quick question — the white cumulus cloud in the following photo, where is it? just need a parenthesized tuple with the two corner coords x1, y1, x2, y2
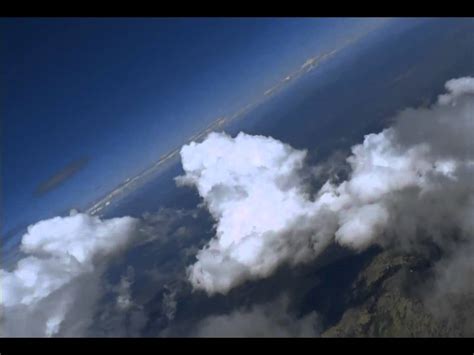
(0, 211, 139, 337)
(177, 132, 335, 294)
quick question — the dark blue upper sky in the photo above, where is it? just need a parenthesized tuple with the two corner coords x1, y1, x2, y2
(1, 18, 387, 236)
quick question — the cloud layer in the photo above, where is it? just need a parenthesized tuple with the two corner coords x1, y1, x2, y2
(193, 296, 320, 337)
(0, 211, 139, 336)
(178, 76, 474, 295)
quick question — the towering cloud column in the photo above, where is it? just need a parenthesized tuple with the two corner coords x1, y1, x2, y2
(176, 132, 333, 294)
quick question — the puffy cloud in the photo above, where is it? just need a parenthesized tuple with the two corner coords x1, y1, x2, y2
(178, 76, 474, 296)
(437, 77, 474, 105)
(334, 203, 389, 250)
(0, 211, 139, 337)
(177, 132, 333, 294)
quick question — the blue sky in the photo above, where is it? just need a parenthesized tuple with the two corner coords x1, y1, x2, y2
(1, 17, 388, 237)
